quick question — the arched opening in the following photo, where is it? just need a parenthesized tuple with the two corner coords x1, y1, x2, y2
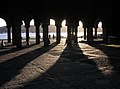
(93, 21, 103, 41)
(0, 18, 7, 27)
(29, 19, 36, 42)
(21, 20, 26, 42)
(39, 23, 43, 41)
(0, 18, 8, 42)
(77, 21, 84, 42)
(97, 21, 103, 37)
(48, 19, 56, 43)
(61, 20, 67, 38)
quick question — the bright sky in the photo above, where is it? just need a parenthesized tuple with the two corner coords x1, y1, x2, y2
(61, 20, 66, 26)
(22, 19, 34, 25)
(0, 18, 7, 27)
(30, 19, 34, 25)
(0, 18, 102, 28)
(98, 21, 102, 28)
(22, 19, 67, 27)
(22, 20, 25, 25)
(79, 21, 83, 27)
(50, 19, 66, 26)
(50, 19, 55, 25)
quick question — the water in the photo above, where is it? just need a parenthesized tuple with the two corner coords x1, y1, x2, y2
(0, 32, 102, 40)
(0, 33, 68, 40)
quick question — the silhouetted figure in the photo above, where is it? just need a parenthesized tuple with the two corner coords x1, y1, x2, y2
(53, 34, 55, 39)
(1, 40, 5, 46)
(48, 38, 50, 45)
(49, 34, 51, 39)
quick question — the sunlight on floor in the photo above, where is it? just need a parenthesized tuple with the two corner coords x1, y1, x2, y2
(78, 43, 114, 76)
(0, 43, 65, 89)
(0, 44, 43, 63)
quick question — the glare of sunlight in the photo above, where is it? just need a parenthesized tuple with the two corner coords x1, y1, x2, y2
(50, 19, 55, 25)
(78, 43, 113, 76)
(79, 21, 83, 28)
(22, 20, 25, 25)
(98, 21, 102, 28)
(61, 20, 66, 26)
(30, 19, 34, 25)
(0, 18, 7, 27)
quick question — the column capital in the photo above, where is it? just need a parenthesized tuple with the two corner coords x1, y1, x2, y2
(25, 23, 30, 28)
(13, 17, 23, 25)
(41, 19, 50, 27)
(34, 19, 41, 28)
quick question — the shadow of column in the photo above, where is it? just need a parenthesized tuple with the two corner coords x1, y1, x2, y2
(18, 43, 107, 89)
(0, 42, 58, 86)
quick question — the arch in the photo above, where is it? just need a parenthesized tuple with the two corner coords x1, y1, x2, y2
(22, 20, 25, 25)
(0, 18, 7, 27)
(77, 20, 84, 41)
(30, 19, 35, 25)
(61, 20, 66, 26)
(93, 18, 105, 41)
(49, 19, 56, 39)
(50, 19, 55, 25)
(29, 19, 36, 39)
(79, 21, 83, 28)
(94, 18, 104, 28)
(61, 19, 67, 38)
(98, 21, 102, 28)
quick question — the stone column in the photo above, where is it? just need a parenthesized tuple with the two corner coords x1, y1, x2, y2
(7, 25, 11, 43)
(35, 25, 40, 44)
(103, 27, 108, 43)
(25, 24, 30, 45)
(94, 27, 97, 39)
(87, 26, 93, 43)
(12, 25, 16, 45)
(15, 21, 22, 48)
(74, 26, 78, 43)
(67, 25, 72, 46)
(56, 25, 61, 44)
(42, 19, 49, 46)
(35, 20, 41, 44)
(84, 28, 87, 40)
(56, 19, 62, 44)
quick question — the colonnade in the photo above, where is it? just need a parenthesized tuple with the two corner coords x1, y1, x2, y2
(4, 17, 108, 48)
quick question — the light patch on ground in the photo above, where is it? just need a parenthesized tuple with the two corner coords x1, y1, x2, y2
(78, 43, 113, 75)
(0, 45, 65, 89)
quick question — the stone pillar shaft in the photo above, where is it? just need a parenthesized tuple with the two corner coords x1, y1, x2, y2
(7, 26, 11, 43)
(26, 26, 30, 45)
(36, 26, 40, 44)
(15, 25, 22, 48)
(56, 26, 61, 44)
(74, 26, 78, 43)
(94, 27, 97, 39)
(67, 26, 72, 45)
(12, 26, 16, 45)
(87, 27, 93, 42)
(43, 25, 49, 46)
(84, 28, 87, 40)
(103, 27, 108, 43)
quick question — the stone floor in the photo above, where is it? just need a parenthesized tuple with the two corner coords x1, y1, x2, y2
(0, 38, 120, 89)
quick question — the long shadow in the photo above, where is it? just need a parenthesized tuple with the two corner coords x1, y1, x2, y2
(0, 43, 37, 56)
(0, 41, 43, 56)
(20, 43, 106, 89)
(0, 42, 58, 86)
(88, 42, 120, 72)
(86, 42, 120, 88)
